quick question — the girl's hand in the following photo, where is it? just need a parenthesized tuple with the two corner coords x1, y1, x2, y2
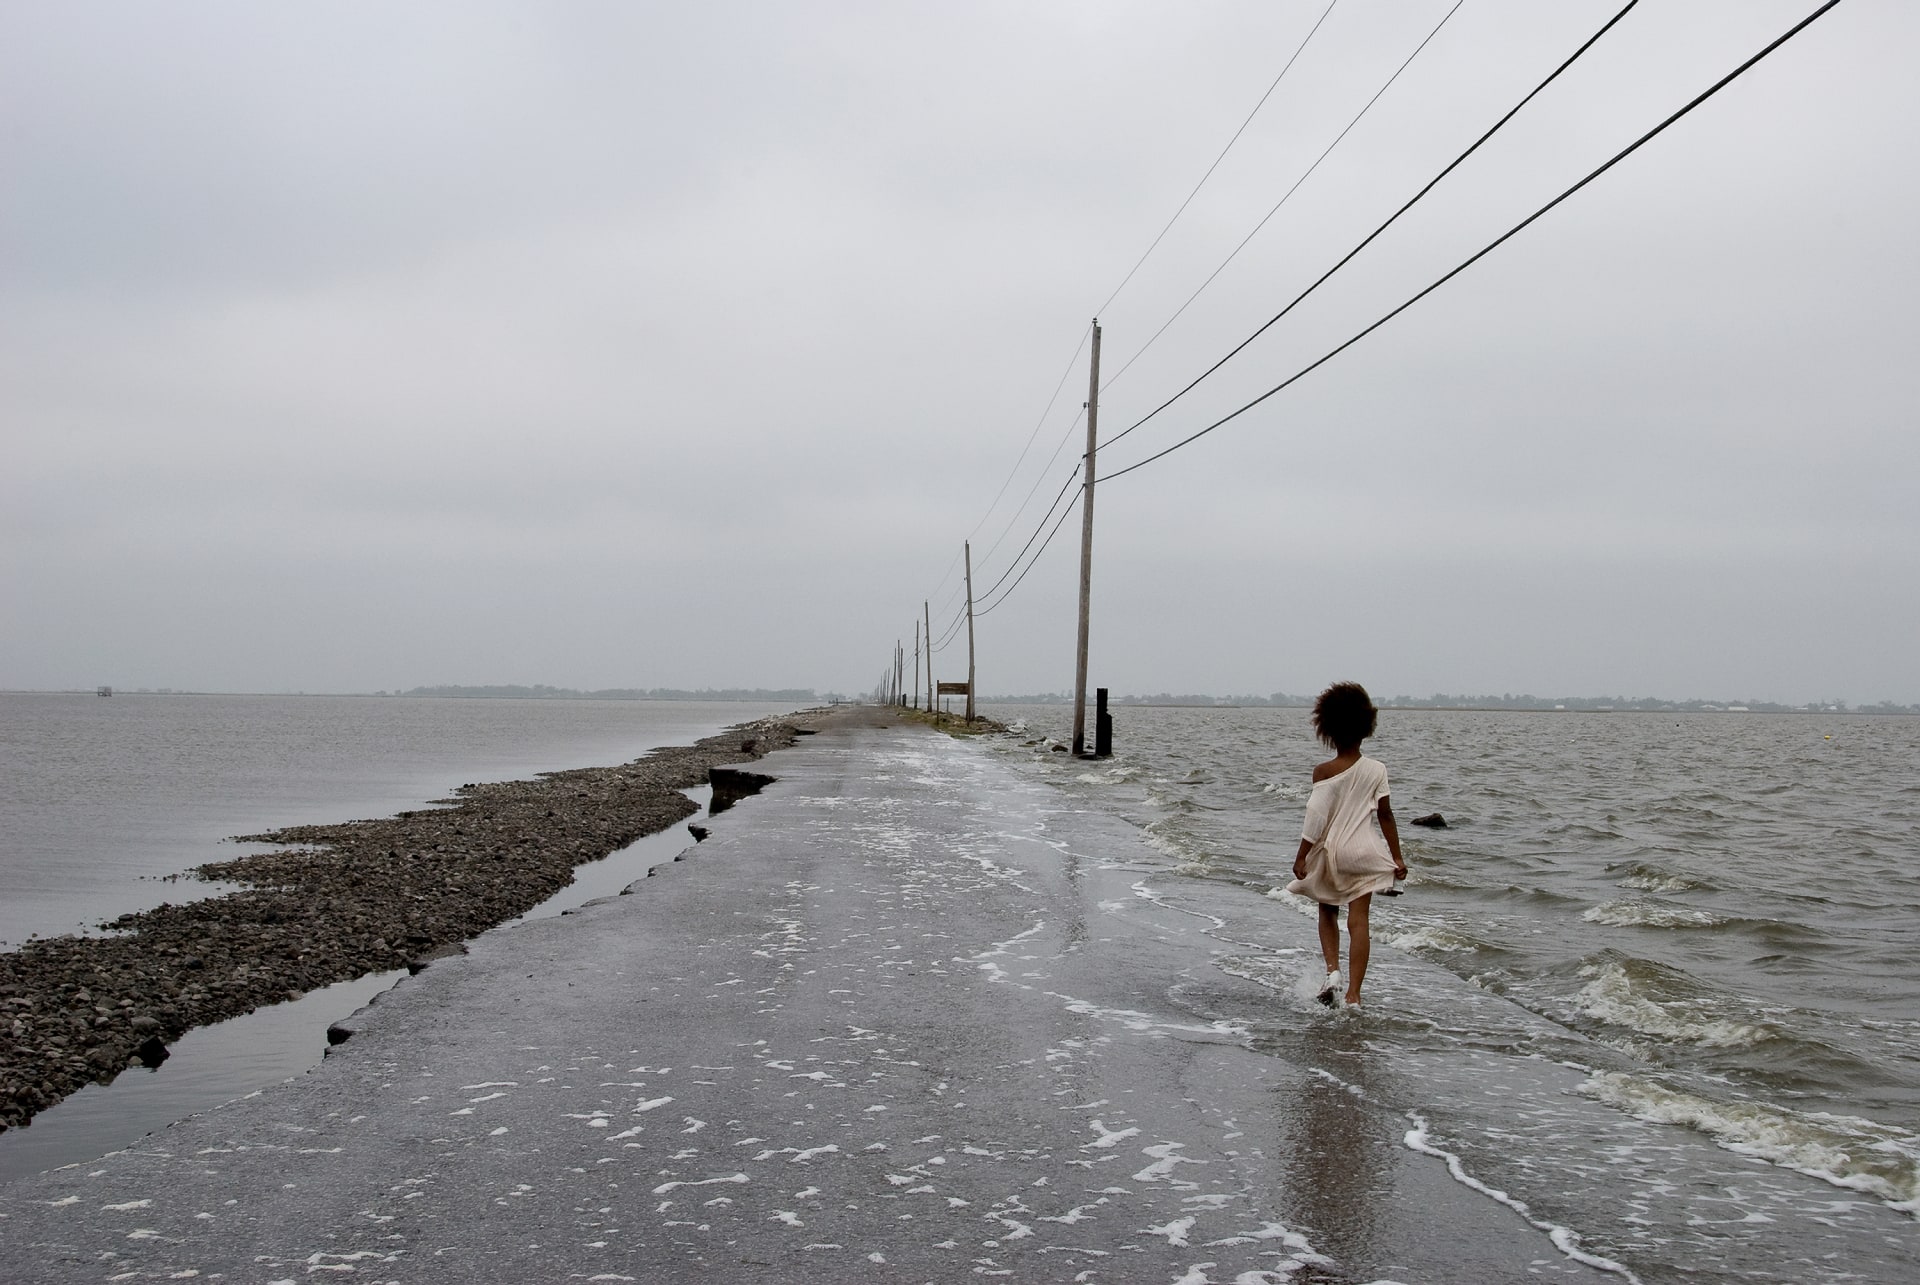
(1393, 861, 1408, 881)
(1293, 857, 1308, 880)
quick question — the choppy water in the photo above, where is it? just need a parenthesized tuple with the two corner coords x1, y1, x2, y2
(986, 703, 1920, 1278)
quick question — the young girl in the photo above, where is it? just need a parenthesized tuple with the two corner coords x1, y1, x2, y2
(1288, 682, 1407, 1007)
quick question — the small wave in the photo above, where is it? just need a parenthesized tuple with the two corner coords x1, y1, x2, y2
(1544, 821, 1627, 842)
(1491, 883, 1585, 906)
(1140, 789, 1197, 814)
(1264, 886, 1321, 918)
(1213, 950, 1317, 999)
(1383, 922, 1497, 954)
(1574, 960, 1775, 1049)
(1140, 823, 1203, 867)
(1403, 1111, 1646, 1280)
(1610, 862, 1709, 893)
(1580, 1071, 1920, 1216)
(1074, 766, 1138, 785)
(1583, 899, 1726, 929)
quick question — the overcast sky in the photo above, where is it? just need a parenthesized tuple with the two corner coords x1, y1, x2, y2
(4, 1, 1914, 704)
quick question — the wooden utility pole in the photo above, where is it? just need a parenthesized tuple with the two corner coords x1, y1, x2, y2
(1072, 319, 1101, 756)
(923, 601, 933, 712)
(912, 621, 920, 709)
(964, 541, 977, 723)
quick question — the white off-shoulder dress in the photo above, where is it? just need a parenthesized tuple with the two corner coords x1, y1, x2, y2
(1286, 755, 1397, 906)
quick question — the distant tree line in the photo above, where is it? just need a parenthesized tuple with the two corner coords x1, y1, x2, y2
(983, 692, 1918, 714)
(387, 684, 821, 702)
(984, 693, 1311, 707)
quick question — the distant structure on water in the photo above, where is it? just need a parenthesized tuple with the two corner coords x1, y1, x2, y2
(96, 685, 112, 697)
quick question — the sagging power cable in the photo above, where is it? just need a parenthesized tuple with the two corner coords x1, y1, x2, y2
(975, 483, 1085, 619)
(1099, 0, 1843, 485)
(933, 457, 1087, 642)
(1093, 0, 1341, 320)
(1099, 0, 1466, 399)
(972, 463, 1086, 607)
(923, 5, 1337, 620)
(922, 322, 1092, 617)
(976, 405, 1085, 572)
(1101, 0, 1640, 454)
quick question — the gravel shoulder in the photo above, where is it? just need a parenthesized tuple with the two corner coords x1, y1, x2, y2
(0, 708, 834, 1133)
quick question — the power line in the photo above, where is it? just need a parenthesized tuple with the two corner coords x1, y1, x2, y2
(931, 454, 1093, 641)
(973, 463, 1086, 606)
(921, 3, 1337, 619)
(975, 485, 1084, 619)
(975, 404, 1084, 571)
(932, 460, 1084, 650)
(1093, 0, 1342, 319)
(922, 322, 1092, 615)
(929, 584, 971, 653)
(930, 610, 967, 654)
(1098, 0, 1846, 486)
(1101, 0, 1641, 455)
(917, 1, 1418, 631)
(1098, 0, 1465, 399)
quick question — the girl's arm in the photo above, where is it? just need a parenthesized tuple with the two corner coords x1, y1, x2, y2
(1378, 798, 1407, 879)
(1292, 837, 1314, 880)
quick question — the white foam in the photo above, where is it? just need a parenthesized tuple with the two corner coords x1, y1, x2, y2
(1084, 1121, 1140, 1149)
(1614, 870, 1702, 893)
(1132, 1141, 1204, 1186)
(1403, 1111, 1643, 1282)
(651, 1173, 748, 1194)
(1381, 923, 1487, 953)
(1582, 900, 1725, 929)
(1574, 961, 1773, 1049)
(1580, 1071, 1920, 1216)
(1140, 1215, 1194, 1245)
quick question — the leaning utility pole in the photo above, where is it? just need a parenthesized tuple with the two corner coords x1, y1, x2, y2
(1071, 319, 1101, 756)
(924, 601, 933, 712)
(964, 541, 977, 723)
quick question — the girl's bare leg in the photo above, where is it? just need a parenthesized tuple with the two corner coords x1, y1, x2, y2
(1317, 903, 1341, 975)
(1345, 894, 1372, 1004)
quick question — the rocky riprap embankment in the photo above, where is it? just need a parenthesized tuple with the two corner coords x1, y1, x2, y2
(0, 712, 818, 1133)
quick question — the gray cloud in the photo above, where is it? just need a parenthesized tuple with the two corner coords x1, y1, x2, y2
(4, 2, 1914, 703)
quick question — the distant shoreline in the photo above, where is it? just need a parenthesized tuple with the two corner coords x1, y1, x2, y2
(7, 688, 1915, 714)
(2, 687, 823, 702)
(985, 696, 1919, 716)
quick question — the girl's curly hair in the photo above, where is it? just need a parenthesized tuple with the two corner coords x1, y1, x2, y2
(1312, 682, 1377, 751)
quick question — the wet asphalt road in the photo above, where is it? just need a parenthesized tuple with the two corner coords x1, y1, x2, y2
(0, 714, 1606, 1283)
